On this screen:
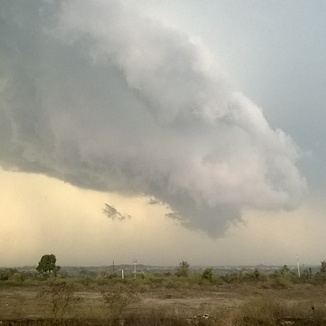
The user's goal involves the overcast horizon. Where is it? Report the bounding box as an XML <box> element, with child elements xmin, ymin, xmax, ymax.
<box><xmin>1</xmin><ymin>1</ymin><xmax>326</xmax><ymax>268</ymax></box>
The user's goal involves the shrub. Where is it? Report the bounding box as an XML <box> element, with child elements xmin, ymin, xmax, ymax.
<box><xmin>175</xmin><ymin>261</ymin><xmax>190</xmax><ymax>278</ymax></box>
<box><xmin>9</xmin><ymin>272</ymin><xmax>24</xmax><ymax>283</ymax></box>
<box><xmin>234</xmin><ymin>296</ymin><xmax>285</xmax><ymax>325</ymax></box>
<box><xmin>37</xmin><ymin>281</ymin><xmax>82</xmax><ymax>320</ymax></box>
<box><xmin>101</xmin><ymin>283</ymin><xmax>139</xmax><ymax>321</ymax></box>
<box><xmin>201</xmin><ymin>268</ymin><xmax>214</xmax><ymax>282</ymax></box>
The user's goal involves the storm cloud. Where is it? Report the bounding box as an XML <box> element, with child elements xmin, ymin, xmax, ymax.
<box><xmin>0</xmin><ymin>0</ymin><xmax>306</xmax><ymax>236</ymax></box>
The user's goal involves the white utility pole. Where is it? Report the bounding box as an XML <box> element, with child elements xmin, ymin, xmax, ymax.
<box><xmin>296</xmin><ymin>254</ymin><xmax>301</xmax><ymax>278</ymax></box>
<box><xmin>133</xmin><ymin>259</ymin><xmax>137</xmax><ymax>279</ymax></box>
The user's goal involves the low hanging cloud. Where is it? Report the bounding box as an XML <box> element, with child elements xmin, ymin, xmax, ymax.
<box><xmin>0</xmin><ymin>0</ymin><xmax>306</xmax><ymax>236</ymax></box>
<box><xmin>103</xmin><ymin>203</ymin><xmax>131</xmax><ymax>221</ymax></box>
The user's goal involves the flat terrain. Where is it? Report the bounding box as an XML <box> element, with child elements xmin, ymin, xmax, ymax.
<box><xmin>1</xmin><ymin>283</ymin><xmax>326</xmax><ymax>324</ymax></box>
<box><xmin>1</xmin><ymin>287</ymin><xmax>237</xmax><ymax>319</ymax></box>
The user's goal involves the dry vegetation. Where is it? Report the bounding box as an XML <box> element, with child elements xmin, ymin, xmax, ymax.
<box><xmin>1</xmin><ymin>265</ymin><xmax>326</xmax><ymax>325</ymax></box>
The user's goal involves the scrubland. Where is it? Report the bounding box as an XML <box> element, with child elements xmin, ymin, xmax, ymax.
<box><xmin>1</xmin><ymin>265</ymin><xmax>326</xmax><ymax>325</ymax></box>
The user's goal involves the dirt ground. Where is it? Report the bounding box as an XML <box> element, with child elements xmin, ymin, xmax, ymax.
<box><xmin>0</xmin><ymin>284</ymin><xmax>326</xmax><ymax>321</ymax></box>
<box><xmin>0</xmin><ymin>287</ymin><xmax>240</xmax><ymax>319</ymax></box>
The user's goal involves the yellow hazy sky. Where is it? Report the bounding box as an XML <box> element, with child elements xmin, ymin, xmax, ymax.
<box><xmin>1</xmin><ymin>168</ymin><xmax>324</xmax><ymax>267</ymax></box>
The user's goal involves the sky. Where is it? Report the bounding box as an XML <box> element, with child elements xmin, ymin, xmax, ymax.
<box><xmin>0</xmin><ymin>0</ymin><xmax>325</xmax><ymax>268</ymax></box>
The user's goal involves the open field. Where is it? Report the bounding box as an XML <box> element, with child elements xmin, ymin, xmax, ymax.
<box><xmin>1</xmin><ymin>263</ymin><xmax>326</xmax><ymax>324</ymax></box>
<box><xmin>1</xmin><ymin>281</ymin><xmax>326</xmax><ymax>325</ymax></box>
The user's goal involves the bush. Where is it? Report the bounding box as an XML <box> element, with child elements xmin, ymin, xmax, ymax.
<box><xmin>37</xmin><ymin>281</ymin><xmax>83</xmax><ymax>320</ymax></box>
<box><xmin>9</xmin><ymin>272</ymin><xmax>24</xmax><ymax>283</ymax></box>
<box><xmin>233</xmin><ymin>295</ymin><xmax>326</xmax><ymax>326</ymax></box>
<box><xmin>201</xmin><ymin>268</ymin><xmax>214</xmax><ymax>282</ymax></box>
<box><xmin>175</xmin><ymin>261</ymin><xmax>190</xmax><ymax>278</ymax></box>
<box><xmin>271</xmin><ymin>265</ymin><xmax>298</xmax><ymax>288</ymax></box>
<box><xmin>101</xmin><ymin>283</ymin><xmax>139</xmax><ymax>321</ymax></box>
<box><xmin>234</xmin><ymin>296</ymin><xmax>286</xmax><ymax>325</ymax></box>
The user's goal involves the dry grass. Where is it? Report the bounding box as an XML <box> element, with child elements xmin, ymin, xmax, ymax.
<box><xmin>1</xmin><ymin>282</ymin><xmax>326</xmax><ymax>325</ymax></box>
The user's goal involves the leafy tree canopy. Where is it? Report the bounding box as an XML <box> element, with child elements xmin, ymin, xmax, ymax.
<box><xmin>36</xmin><ymin>254</ymin><xmax>61</xmax><ymax>277</ymax></box>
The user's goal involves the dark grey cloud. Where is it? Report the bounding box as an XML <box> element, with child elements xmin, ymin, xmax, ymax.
<box><xmin>0</xmin><ymin>0</ymin><xmax>306</xmax><ymax>236</ymax></box>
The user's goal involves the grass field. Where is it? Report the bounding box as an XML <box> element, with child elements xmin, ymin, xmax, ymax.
<box><xmin>1</xmin><ymin>263</ymin><xmax>326</xmax><ymax>325</ymax></box>
<box><xmin>1</xmin><ymin>277</ymin><xmax>326</xmax><ymax>325</ymax></box>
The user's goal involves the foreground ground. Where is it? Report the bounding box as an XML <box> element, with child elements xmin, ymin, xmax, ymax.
<box><xmin>1</xmin><ymin>281</ymin><xmax>326</xmax><ymax>325</ymax></box>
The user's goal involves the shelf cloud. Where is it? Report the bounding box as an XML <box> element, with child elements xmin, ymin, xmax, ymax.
<box><xmin>0</xmin><ymin>0</ymin><xmax>306</xmax><ymax>236</ymax></box>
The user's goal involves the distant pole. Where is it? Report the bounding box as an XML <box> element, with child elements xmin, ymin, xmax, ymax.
<box><xmin>112</xmin><ymin>260</ymin><xmax>115</xmax><ymax>274</ymax></box>
<box><xmin>296</xmin><ymin>254</ymin><xmax>301</xmax><ymax>278</ymax></box>
<box><xmin>134</xmin><ymin>259</ymin><xmax>137</xmax><ymax>279</ymax></box>
<box><xmin>121</xmin><ymin>269</ymin><xmax>124</xmax><ymax>279</ymax></box>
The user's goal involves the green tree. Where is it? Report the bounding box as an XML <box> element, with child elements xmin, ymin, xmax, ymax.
<box><xmin>320</xmin><ymin>260</ymin><xmax>326</xmax><ymax>274</ymax></box>
<box><xmin>175</xmin><ymin>261</ymin><xmax>190</xmax><ymax>277</ymax></box>
<box><xmin>37</xmin><ymin>254</ymin><xmax>61</xmax><ymax>277</ymax></box>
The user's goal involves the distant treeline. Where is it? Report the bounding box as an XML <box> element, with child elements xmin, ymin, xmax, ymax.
<box><xmin>1</xmin><ymin>260</ymin><xmax>326</xmax><ymax>287</ymax></box>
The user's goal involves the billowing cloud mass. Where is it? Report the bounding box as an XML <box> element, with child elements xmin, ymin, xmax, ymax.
<box><xmin>0</xmin><ymin>0</ymin><xmax>306</xmax><ymax>236</ymax></box>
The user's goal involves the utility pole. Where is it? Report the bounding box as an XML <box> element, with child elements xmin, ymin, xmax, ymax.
<box><xmin>133</xmin><ymin>259</ymin><xmax>137</xmax><ymax>279</ymax></box>
<box><xmin>296</xmin><ymin>254</ymin><xmax>301</xmax><ymax>278</ymax></box>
